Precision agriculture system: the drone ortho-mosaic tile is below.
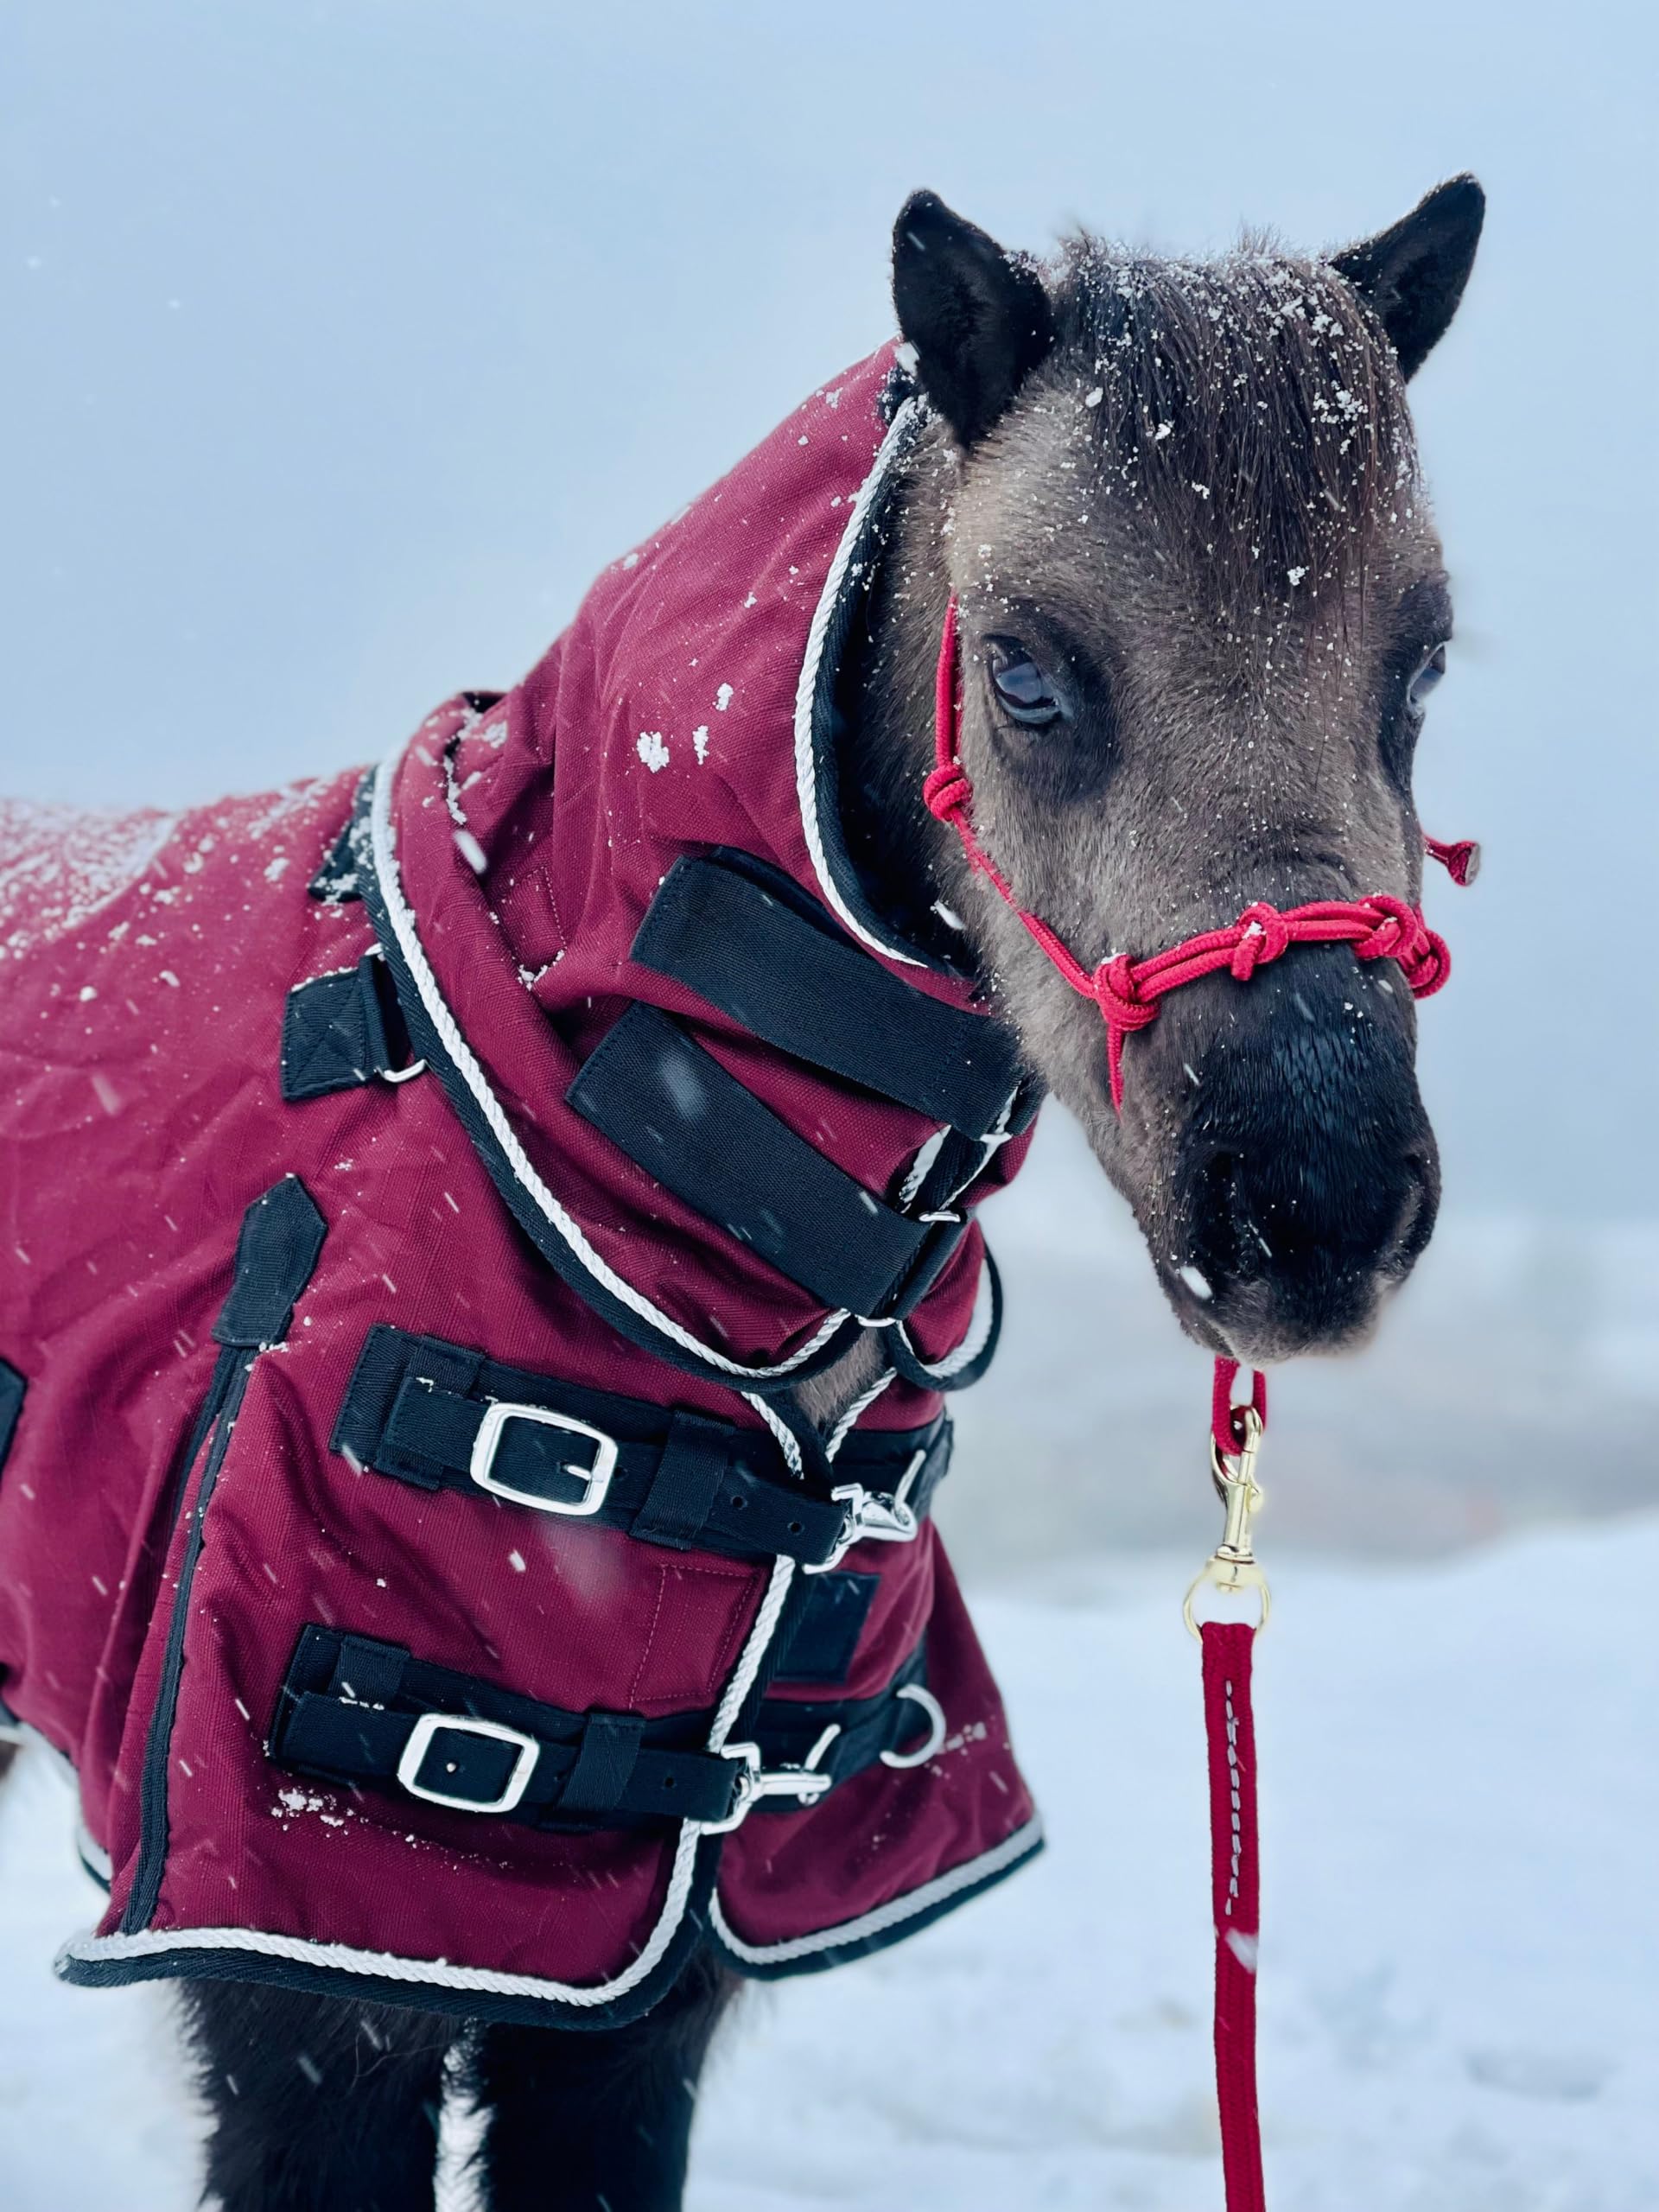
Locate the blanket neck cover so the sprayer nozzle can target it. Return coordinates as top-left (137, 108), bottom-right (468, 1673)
top-left (0, 346), bottom-right (1043, 2024)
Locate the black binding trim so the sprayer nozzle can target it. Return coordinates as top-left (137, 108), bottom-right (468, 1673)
top-left (280, 952), bottom-right (418, 1102)
top-left (714, 1826), bottom-right (1046, 1982)
top-left (804, 397), bottom-right (958, 972)
top-left (886, 1248), bottom-right (1004, 1396)
top-left (0, 1356), bottom-right (24, 1476)
top-left (58, 1884), bottom-right (723, 2030)
top-left (630, 852), bottom-right (1024, 1140)
top-left (567, 1004), bottom-right (965, 1320)
top-left (121, 1178), bottom-right (327, 1933)
top-left (269, 1625), bottom-right (932, 1831)
top-left (333, 1324), bottom-right (950, 1575)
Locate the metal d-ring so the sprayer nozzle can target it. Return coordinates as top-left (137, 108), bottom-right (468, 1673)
top-left (880, 1683), bottom-right (947, 1770)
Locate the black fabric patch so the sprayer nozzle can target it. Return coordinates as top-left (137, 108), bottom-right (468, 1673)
top-left (308, 808), bottom-right (365, 903)
top-left (0, 1357), bottom-right (25, 1474)
top-left (631, 853), bottom-right (1024, 1139)
top-left (772, 1573), bottom-right (880, 1686)
top-left (281, 954), bottom-right (415, 1102)
top-left (567, 1004), bottom-right (963, 1320)
top-left (213, 1177), bottom-right (328, 1350)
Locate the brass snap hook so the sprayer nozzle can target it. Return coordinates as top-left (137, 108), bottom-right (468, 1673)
top-left (1184, 1406), bottom-right (1270, 1639)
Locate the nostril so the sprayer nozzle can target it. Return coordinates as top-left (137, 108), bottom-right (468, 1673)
top-left (1388, 1151), bottom-right (1438, 1273)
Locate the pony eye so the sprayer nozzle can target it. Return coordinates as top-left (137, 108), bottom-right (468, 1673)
top-left (986, 638), bottom-right (1064, 728)
top-left (1408, 643), bottom-right (1448, 712)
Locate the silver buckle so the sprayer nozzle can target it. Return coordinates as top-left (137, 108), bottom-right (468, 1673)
top-left (468, 1402), bottom-right (619, 1516)
top-left (396, 1712), bottom-right (540, 1813)
top-left (697, 1737), bottom-right (837, 1834)
top-left (802, 1451), bottom-right (927, 1574)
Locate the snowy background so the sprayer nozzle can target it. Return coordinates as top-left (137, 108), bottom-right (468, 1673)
top-left (2, 2), bottom-right (1655, 2204)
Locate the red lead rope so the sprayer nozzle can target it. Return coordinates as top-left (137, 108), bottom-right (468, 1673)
top-left (1203, 1618), bottom-right (1266, 2212)
top-left (925, 596), bottom-right (1470, 1110)
top-left (1198, 1357), bottom-right (1271, 2209)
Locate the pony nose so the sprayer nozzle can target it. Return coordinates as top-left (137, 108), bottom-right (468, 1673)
top-left (1167, 966), bottom-right (1440, 1357)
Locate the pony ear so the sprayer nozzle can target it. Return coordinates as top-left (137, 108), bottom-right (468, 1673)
top-left (1331, 176), bottom-right (1485, 381)
top-left (892, 191), bottom-right (1054, 446)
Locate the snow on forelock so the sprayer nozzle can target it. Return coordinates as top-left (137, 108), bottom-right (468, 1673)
top-left (0, 800), bottom-right (177, 957)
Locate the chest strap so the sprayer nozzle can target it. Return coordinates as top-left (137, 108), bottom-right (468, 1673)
top-left (270, 1625), bottom-right (938, 1832)
top-left (631, 853), bottom-right (1027, 1141)
top-left (569, 1003), bottom-right (966, 1320)
top-left (334, 1324), bottom-right (949, 1573)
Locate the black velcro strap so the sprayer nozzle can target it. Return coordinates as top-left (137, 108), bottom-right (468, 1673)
top-left (281, 952), bottom-right (417, 1102)
top-left (772, 1572), bottom-right (880, 1685)
top-left (0, 1357), bottom-right (24, 1474)
top-left (631, 854), bottom-right (1025, 1140)
top-left (212, 1178), bottom-right (327, 1351)
top-left (332, 1324), bottom-right (951, 1574)
top-left (270, 1626), bottom-right (931, 1830)
top-left (567, 1004), bottom-right (964, 1319)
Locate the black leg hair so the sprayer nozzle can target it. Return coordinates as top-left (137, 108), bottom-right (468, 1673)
top-left (467, 1947), bottom-right (742, 2212)
top-left (179, 1979), bottom-right (456, 2212)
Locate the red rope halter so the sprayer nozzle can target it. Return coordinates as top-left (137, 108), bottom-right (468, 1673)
top-left (924, 596), bottom-right (1470, 1112)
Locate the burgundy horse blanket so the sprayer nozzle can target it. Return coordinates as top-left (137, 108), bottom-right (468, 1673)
top-left (0, 344), bottom-right (1042, 2024)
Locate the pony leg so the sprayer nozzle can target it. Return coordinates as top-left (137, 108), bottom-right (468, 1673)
top-left (469, 1948), bottom-right (741, 2212)
top-left (179, 1979), bottom-right (455, 2212)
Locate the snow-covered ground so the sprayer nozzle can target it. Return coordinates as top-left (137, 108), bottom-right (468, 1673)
top-left (3, 1515), bottom-right (1654, 2210)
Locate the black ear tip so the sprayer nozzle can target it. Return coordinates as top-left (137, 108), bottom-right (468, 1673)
top-left (894, 189), bottom-right (956, 248)
top-left (1424, 174), bottom-right (1486, 236)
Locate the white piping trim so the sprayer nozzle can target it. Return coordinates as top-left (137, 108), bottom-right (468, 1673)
top-left (708, 1556), bottom-right (796, 1751)
top-left (824, 1369), bottom-right (898, 1459)
top-left (710, 1814), bottom-right (1043, 1966)
top-left (898, 1128), bottom-right (948, 1209)
top-left (367, 751), bottom-right (849, 1383)
top-left (792, 397), bottom-right (927, 967)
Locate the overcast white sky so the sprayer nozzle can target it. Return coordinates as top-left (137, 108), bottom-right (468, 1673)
top-left (3, 0), bottom-right (1654, 1218)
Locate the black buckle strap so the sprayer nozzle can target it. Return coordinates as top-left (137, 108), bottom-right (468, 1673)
top-left (567, 1003), bottom-right (966, 1320)
top-left (281, 950), bottom-right (423, 1103)
top-left (333, 1324), bottom-right (951, 1572)
top-left (270, 1626), bottom-right (935, 1831)
top-left (630, 853), bottom-right (1026, 1141)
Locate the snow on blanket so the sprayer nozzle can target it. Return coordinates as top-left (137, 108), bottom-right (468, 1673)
top-left (1, 1516), bottom-right (1654, 2211)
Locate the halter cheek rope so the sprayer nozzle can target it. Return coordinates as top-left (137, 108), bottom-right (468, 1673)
top-left (925, 597), bottom-right (1470, 1112)
top-left (924, 601), bottom-right (1480, 2207)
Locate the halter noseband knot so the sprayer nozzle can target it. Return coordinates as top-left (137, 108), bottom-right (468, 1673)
top-left (1352, 894), bottom-right (1452, 996)
top-left (1230, 904), bottom-right (1292, 981)
top-left (926, 596), bottom-right (1472, 1112)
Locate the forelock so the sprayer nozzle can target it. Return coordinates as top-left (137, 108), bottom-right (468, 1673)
top-left (1039, 232), bottom-right (1421, 603)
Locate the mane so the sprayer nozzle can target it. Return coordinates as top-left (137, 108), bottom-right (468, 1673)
top-left (1046, 231), bottom-right (1420, 602)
